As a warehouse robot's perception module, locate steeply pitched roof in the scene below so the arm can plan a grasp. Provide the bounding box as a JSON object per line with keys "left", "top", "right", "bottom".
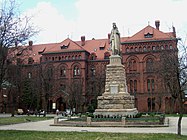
{"left": 43, "top": 38, "right": 86, "bottom": 54}
{"left": 12, "top": 23, "right": 176, "bottom": 63}
{"left": 124, "top": 25, "right": 175, "bottom": 43}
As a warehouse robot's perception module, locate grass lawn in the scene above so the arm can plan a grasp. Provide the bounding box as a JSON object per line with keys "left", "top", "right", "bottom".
{"left": 0, "top": 116, "right": 53, "bottom": 125}
{"left": 165, "top": 114, "right": 187, "bottom": 117}
{"left": 0, "top": 130, "right": 186, "bottom": 140}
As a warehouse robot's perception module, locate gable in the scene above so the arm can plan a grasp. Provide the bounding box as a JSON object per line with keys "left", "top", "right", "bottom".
{"left": 125, "top": 25, "right": 175, "bottom": 42}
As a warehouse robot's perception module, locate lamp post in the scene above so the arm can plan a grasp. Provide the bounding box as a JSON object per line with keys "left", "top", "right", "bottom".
{"left": 2, "top": 88, "right": 7, "bottom": 113}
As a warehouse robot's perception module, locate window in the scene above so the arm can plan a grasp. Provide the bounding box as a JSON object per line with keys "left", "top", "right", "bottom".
{"left": 152, "top": 46, "right": 155, "bottom": 51}
{"left": 161, "top": 45, "right": 164, "bottom": 50}
{"left": 60, "top": 67, "right": 66, "bottom": 77}
{"left": 91, "top": 66, "right": 96, "bottom": 76}
{"left": 47, "top": 67, "right": 53, "bottom": 78}
{"left": 100, "top": 47, "right": 104, "bottom": 50}
{"left": 126, "top": 47, "right": 129, "bottom": 53}
{"left": 104, "top": 52, "right": 110, "bottom": 59}
{"left": 129, "top": 59, "right": 137, "bottom": 71}
{"left": 129, "top": 80, "right": 137, "bottom": 96}
{"left": 165, "top": 45, "right": 168, "bottom": 50}
{"left": 28, "top": 72, "right": 32, "bottom": 79}
{"left": 147, "top": 79, "right": 151, "bottom": 92}
{"left": 147, "top": 79, "right": 154, "bottom": 92}
{"left": 148, "top": 97, "right": 155, "bottom": 112}
{"left": 73, "top": 66, "right": 80, "bottom": 76}
{"left": 144, "top": 33, "right": 153, "bottom": 38}
{"left": 130, "top": 47, "right": 134, "bottom": 52}
{"left": 169, "top": 45, "right": 173, "bottom": 49}
{"left": 90, "top": 53, "right": 97, "bottom": 60}
{"left": 135, "top": 47, "right": 138, "bottom": 52}
{"left": 61, "top": 45, "right": 68, "bottom": 49}
{"left": 28, "top": 57, "right": 34, "bottom": 64}
{"left": 143, "top": 46, "right": 147, "bottom": 52}
{"left": 146, "top": 58, "right": 153, "bottom": 72}
{"left": 79, "top": 55, "right": 82, "bottom": 59}
{"left": 130, "top": 80, "right": 133, "bottom": 93}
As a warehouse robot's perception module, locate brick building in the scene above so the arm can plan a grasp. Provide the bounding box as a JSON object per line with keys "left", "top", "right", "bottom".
{"left": 1, "top": 20, "right": 178, "bottom": 113}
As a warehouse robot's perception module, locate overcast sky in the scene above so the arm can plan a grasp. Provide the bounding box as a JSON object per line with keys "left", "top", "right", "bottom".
{"left": 16, "top": 0, "right": 187, "bottom": 44}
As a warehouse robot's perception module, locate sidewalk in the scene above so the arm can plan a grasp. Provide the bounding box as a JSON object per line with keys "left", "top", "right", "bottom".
{"left": 0, "top": 117, "right": 187, "bottom": 135}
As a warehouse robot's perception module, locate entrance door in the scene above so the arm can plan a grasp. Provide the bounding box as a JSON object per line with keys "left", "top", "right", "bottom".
{"left": 56, "top": 97, "right": 66, "bottom": 111}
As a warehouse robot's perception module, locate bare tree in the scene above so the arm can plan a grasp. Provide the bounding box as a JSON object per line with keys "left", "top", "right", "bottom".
{"left": 0, "top": 0, "right": 38, "bottom": 116}
{"left": 158, "top": 39, "right": 187, "bottom": 135}
{"left": 66, "top": 78, "right": 85, "bottom": 113}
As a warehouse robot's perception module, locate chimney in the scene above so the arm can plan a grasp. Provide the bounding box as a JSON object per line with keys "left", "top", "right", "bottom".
{"left": 108, "top": 33, "right": 111, "bottom": 44}
{"left": 28, "top": 41, "right": 33, "bottom": 50}
{"left": 81, "top": 36, "right": 85, "bottom": 46}
{"left": 155, "top": 20, "right": 160, "bottom": 30}
{"left": 29, "top": 40, "right": 33, "bottom": 46}
{"left": 172, "top": 26, "right": 176, "bottom": 37}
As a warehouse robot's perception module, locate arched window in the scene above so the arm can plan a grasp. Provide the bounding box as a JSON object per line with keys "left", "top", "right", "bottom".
{"left": 143, "top": 46, "right": 147, "bottom": 52}
{"left": 129, "top": 59, "right": 137, "bottom": 71}
{"left": 146, "top": 58, "right": 153, "bottom": 72}
{"left": 73, "top": 66, "right": 80, "bottom": 76}
{"left": 152, "top": 46, "right": 155, "bottom": 51}
{"left": 135, "top": 47, "right": 138, "bottom": 52}
{"left": 47, "top": 67, "right": 53, "bottom": 78}
{"left": 90, "top": 53, "right": 97, "bottom": 60}
{"left": 160, "top": 45, "right": 164, "bottom": 50}
{"left": 60, "top": 66, "right": 66, "bottom": 77}
{"left": 90, "top": 66, "right": 96, "bottom": 76}
{"left": 130, "top": 47, "right": 133, "bottom": 52}
{"left": 126, "top": 47, "right": 129, "bottom": 53}
{"left": 104, "top": 52, "right": 110, "bottom": 59}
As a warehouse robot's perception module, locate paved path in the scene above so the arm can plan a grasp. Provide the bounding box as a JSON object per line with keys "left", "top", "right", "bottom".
{"left": 0, "top": 117, "right": 187, "bottom": 135}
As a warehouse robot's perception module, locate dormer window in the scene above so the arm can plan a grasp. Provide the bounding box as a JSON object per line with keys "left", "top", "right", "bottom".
{"left": 28, "top": 57, "right": 34, "bottom": 64}
{"left": 61, "top": 45, "right": 68, "bottom": 49}
{"left": 144, "top": 33, "right": 153, "bottom": 38}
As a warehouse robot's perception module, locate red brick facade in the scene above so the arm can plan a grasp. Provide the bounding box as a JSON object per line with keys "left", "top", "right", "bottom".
{"left": 1, "top": 21, "right": 179, "bottom": 113}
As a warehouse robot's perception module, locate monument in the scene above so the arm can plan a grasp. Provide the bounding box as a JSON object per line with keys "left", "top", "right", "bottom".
{"left": 94, "top": 23, "right": 138, "bottom": 117}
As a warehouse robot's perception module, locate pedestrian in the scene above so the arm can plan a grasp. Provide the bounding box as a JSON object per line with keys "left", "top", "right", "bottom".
{"left": 56, "top": 109, "right": 59, "bottom": 116}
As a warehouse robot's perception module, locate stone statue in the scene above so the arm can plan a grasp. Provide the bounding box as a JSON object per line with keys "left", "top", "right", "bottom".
{"left": 110, "top": 23, "right": 121, "bottom": 55}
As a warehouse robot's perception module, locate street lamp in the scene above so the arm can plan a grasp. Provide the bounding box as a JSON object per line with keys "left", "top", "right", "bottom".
{"left": 2, "top": 88, "right": 7, "bottom": 113}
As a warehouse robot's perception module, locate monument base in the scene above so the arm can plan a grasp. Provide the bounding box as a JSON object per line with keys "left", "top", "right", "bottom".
{"left": 94, "top": 55, "right": 138, "bottom": 118}
{"left": 94, "top": 108, "right": 138, "bottom": 118}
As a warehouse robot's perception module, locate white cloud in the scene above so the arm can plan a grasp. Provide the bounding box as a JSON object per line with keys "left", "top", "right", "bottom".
{"left": 24, "top": 0, "right": 187, "bottom": 44}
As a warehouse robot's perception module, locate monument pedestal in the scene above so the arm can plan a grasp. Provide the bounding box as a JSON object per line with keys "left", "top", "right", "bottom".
{"left": 94, "top": 55, "right": 138, "bottom": 117}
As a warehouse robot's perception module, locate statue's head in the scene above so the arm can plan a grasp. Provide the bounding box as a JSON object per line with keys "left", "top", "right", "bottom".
{"left": 112, "top": 23, "right": 116, "bottom": 29}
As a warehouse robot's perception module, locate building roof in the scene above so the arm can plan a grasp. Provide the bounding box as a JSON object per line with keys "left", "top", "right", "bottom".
{"left": 123, "top": 25, "right": 175, "bottom": 43}
{"left": 10, "top": 22, "right": 176, "bottom": 64}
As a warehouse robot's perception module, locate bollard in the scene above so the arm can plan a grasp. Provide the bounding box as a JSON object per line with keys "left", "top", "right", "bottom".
{"left": 87, "top": 117, "right": 91, "bottom": 125}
